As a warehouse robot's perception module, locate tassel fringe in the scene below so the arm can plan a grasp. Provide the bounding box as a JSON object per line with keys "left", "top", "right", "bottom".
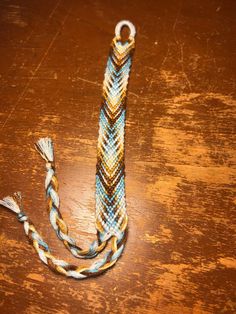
{"left": 0, "top": 196, "right": 20, "bottom": 214}
{"left": 35, "top": 137, "right": 54, "bottom": 163}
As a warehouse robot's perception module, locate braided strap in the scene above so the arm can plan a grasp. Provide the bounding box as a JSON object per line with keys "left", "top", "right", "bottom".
{"left": 0, "top": 20, "right": 136, "bottom": 279}
{"left": 0, "top": 194, "right": 126, "bottom": 279}
{"left": 35, "top": 138, "right": 106, "bottom": 259}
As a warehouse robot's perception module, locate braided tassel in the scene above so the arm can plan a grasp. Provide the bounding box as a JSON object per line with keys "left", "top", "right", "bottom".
{"left": 0, "top": 20, "right": 136, "bottom": 279}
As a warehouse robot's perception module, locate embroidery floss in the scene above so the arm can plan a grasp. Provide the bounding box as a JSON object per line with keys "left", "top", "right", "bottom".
{"left": 0, "top": 20, "right": 136, "bottom": 279}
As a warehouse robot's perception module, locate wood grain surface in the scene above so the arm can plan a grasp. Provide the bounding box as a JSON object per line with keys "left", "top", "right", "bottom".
{"left": 0, "top": 1, "right": 236, "bottom": 313}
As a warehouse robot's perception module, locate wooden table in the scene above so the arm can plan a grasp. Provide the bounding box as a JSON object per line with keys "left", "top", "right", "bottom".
{"left": 0, "top": 1, "right": 235, "bottom": 313}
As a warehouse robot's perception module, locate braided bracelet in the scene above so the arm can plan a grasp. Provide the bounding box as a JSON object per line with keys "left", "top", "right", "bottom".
{"left": 0, "top": 20, "right": 136, "bottom": 279}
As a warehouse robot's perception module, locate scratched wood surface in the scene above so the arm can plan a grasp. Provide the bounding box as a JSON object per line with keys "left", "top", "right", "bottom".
{"left": 0, "top": 1, "right": 236, "bottom": 313}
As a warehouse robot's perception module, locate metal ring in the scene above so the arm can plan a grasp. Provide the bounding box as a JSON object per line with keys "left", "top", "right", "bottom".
{"left": 115, "top": 20, "right": 136, "bottom": 38}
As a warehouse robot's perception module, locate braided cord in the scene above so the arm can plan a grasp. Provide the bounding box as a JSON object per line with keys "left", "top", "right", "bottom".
{"left": 35, "top": 139, "right": 107, "bottom": 259}
{"left": 0, "top": 21, "right": 136, "bottom": 279}
{"left": 0, "top": 195, "right": 126, "bottom": 279}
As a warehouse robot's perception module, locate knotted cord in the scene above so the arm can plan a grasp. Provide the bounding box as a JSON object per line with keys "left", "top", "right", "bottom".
{"left": 0, "top": 20, "right": 136, "bottom": 279}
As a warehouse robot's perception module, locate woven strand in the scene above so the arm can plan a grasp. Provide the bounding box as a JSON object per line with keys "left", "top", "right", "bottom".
{"left": 0, "top": 20, "right": 135, "bottom": 279}
{"left": 35, "top": 137, "right": 107, "bottom": 259}
{"left": 0, "top": 194, "right": 126, "bottom": 279}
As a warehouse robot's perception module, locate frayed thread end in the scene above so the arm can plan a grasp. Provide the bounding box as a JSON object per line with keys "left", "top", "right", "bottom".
{"left": 0, "top": 195, "right": 21, "bottom": 214}
{"left": 35, "top": 137, "right": 54, "bottom": 163}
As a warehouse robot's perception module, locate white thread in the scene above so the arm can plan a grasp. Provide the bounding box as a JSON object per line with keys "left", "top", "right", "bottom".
{"left": 0, "top": 197, "right": 20, "bottom": 214}
{"left": 36, "top": 137, "right": 54, "bottom": 162}
{"left": 115, "top": 20, "right": 136, "bottom": 38}
{"left": 67, "top": 270, "right": 86, "bottom": 279}
{"left": 45, "top": 169, "right": 54, "bottom": 189}
{"left": 49, "top": 188, "right": 60, "bottom": 207}
{"left": 52, "top": 258, "right": 69, "bottom": 267}
{"left": 38, "top": 249, "right": 48, "bottom": 264}
{"left": 23, "top": 221, "right": 29, "bottom": 235}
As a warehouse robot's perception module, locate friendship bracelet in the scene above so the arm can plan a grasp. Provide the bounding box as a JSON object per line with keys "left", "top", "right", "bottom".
{"left": 0, "top": 20, "right": 136, "bottom": 279}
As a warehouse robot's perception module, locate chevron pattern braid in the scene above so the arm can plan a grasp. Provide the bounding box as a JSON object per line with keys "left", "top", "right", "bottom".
{"left": 0, "top": 20, "right": 136, "bottom": 279}
{"left": 95, "top": 34, "right": 135, "bottom": 244}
